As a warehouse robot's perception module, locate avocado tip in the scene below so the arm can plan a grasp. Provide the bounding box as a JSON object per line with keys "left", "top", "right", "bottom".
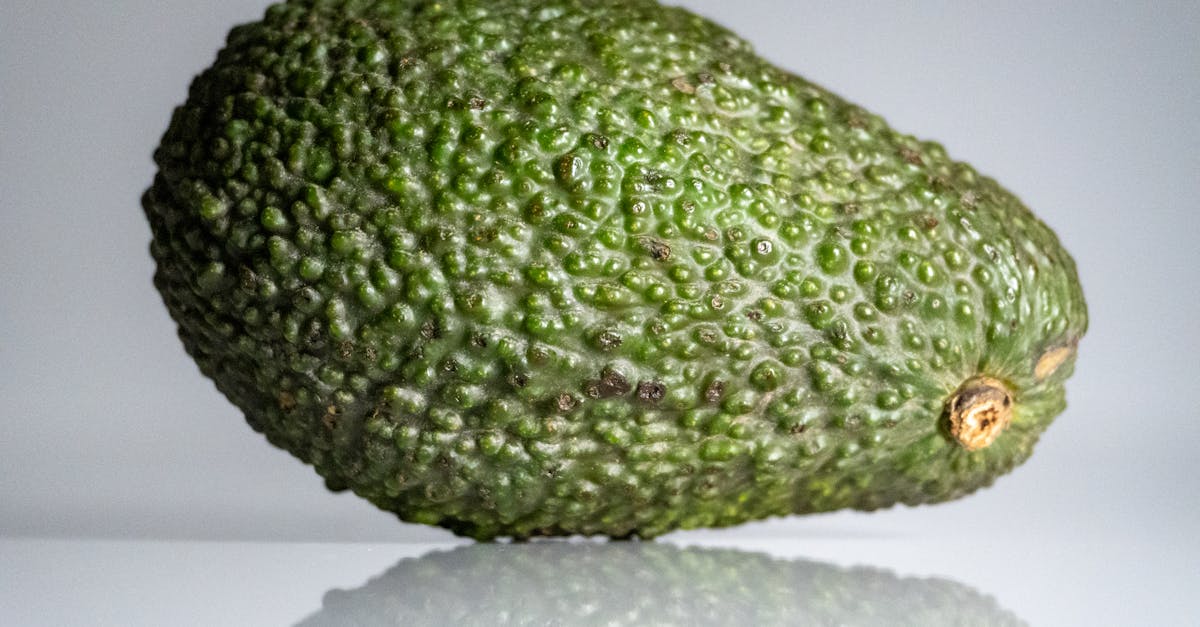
{"left": 947, "top": 377, "right": 1014, "bottom": 451}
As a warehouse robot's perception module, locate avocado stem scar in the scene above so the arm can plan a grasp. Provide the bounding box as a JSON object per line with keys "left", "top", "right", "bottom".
{"left": 947, "top": 377, "right": 1014, "bottom": 451}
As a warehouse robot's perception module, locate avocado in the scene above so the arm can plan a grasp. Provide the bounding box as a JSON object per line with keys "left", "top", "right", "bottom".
{"left": 297, "top": 543, "right": 1027, "bottom": 626}
{"left": 144, "top": 0, "right": 1087, "bottom": 539}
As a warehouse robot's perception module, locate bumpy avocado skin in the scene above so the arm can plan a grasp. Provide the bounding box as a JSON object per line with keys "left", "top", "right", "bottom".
{"left": 144, "top": 0, "right": 1087, "bottom": 539}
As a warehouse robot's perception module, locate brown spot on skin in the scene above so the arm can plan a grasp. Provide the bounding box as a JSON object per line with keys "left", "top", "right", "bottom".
{"left": 556, "top": 154, "right": 580, "bottom": 183}
{"left": 508, "top": 373, "right": 529, "bottom": 389}
{"left": 240, "top": 266, "right": 257, "bottom": 291}
{"left": 556, "top": 393, "right": 578, "bottom": 412}
{"left": 600, "top": 368, "right": 631, "bottom": 394}
{"left": 641, "top": 238, "right": 672, "bottom": 261}
{"left": 322, "top": 405, "right": 339, "bottom": 430}
{"left": 467, "top": 96, "right": 487, "bottom": 110}
{"left": 1035, "top": 343, "right": 1077, "bottom": 381}
{"left": 597, "top": 330, "right": 623, "bottom": 350}
{"left": 589, "top": 134, "right": 610, "bottom": 150}
{"left": 636, "top": 380, "right": 666, "bottom": 404}
{"left": 704, "top": 379, "right": 725, "bottom": 403}
{"left": 919, "top": 214, "right": 939, "bottom": 230}
{"left": 305, "top": 322, "right": 323, "bottom": 346}
{"left": 670, "top": 76, "right": 695, "bottom": 94}
{"left": 339, "top": 341, "right": 354, "bottom": 360}
{"left": 528, "top": 346, "right": 550, "bottom": 363}
{"left": 584, "top": 367, "right": 631, "bottom": 398}
{"left": 525, "top": 198, "right": 546, "bottom": 222}
{"left": 946, "top": 377, "right": 1014, "bottom": 451}
{"left": 277, "top": 391, "right": 296, "bottom": 412}
{"left": 745, "top": 310, "right": 764, "bottom": 321}
{"left": 900, "top": 147, "right": 924, "bottom": 166}
{"left": 420, "top": 320, "right": 440, "bottom": 340}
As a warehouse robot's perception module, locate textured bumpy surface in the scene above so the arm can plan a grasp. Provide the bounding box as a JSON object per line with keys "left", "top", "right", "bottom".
{"left": 144, "top": 0, "right": 1087, "bottom": 539}
{"left": 298, "top": 543, "right": 1026, "bottom": 625}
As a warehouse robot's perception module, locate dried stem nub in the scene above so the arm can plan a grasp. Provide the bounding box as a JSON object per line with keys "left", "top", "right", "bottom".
{"left": 947, "top": 377, "right": 1014, "bottom": 451}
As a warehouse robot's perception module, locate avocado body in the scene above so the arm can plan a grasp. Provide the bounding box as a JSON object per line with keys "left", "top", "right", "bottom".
{"left": 144, "top": 0, "right": 1087, "bottom": 539}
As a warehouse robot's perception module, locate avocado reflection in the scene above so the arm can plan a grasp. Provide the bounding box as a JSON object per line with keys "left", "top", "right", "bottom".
{"left": 296, "top": 542, "right": 1025, "bottom": 626}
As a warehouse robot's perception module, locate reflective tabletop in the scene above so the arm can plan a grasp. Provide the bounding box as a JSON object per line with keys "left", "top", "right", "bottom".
{"left": 4, "top": 524, "right": 1194, "bottom": 626}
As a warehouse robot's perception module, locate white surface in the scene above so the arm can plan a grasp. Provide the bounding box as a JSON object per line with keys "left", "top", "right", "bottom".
{"left": 2, "top": 528, "right": 1194, "bottom": 626}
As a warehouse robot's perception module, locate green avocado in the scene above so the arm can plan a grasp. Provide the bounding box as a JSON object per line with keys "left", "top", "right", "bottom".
{"left": 144, "top": 0, "right": 1087, "bottom": 539}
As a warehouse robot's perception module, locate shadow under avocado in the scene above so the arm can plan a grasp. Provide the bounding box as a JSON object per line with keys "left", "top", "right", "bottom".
{"left": 296, "top": 542, "right": 1025, "bottom": 626}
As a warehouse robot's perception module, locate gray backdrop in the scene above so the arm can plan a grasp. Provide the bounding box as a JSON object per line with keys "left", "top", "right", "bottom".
{"left": 2, "top": 0, "right": 1197, "bottom": 551}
